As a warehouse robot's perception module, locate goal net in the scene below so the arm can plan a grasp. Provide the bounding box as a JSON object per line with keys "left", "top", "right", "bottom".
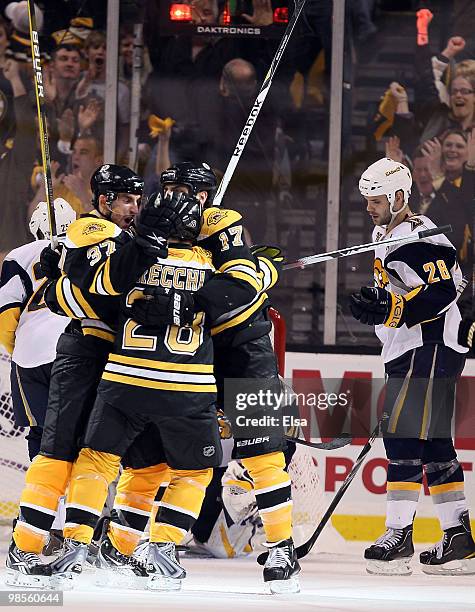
{"left": 0, "top": 347, "right": 29, "bottom": 538}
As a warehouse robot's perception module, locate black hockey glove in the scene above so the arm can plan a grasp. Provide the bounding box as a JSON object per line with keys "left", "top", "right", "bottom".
{"left": 458, "top": 316, "right": 475, "bottom": 353}
{"left": 349, "top": 286, "right": 405, "bottom": 328}
{"left": 131, "top": 287, "right": 195, "bottom": 328}
{"left": 39, "top": 246, "right": 61, "bottom": 280}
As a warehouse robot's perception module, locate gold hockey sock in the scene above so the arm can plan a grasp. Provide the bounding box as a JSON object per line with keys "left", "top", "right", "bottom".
{"left": 64, "top": 448, "right": 120, "bottom": 544}
{"left": 241, "top": 451, "right": 292, "bottom": 543}
{"left": 109, "top": 463, "right": 169, "bottom": 556}
{"left": 14, "top": 456, "right": 72, "bottom": 553}
{"left": 151, "top": 467, "right": 212, "bottom": 544}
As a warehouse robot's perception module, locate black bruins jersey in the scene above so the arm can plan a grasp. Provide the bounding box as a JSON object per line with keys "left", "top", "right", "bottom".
{"left": 98, "top": 245, "right": 217, "bottom": 414}
{"left": 197, "top": 207, "right": 280, "bottom": 339}
{"left": 52, "top": 213, "right": 158, "bottom": 342}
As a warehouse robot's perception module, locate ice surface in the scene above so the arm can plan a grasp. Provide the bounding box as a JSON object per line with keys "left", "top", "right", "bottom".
{"left": 1, "top": 543, "right": 474, "bottom": 611}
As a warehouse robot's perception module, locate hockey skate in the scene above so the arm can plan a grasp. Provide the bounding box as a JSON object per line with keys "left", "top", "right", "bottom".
{"left": 94, "top": 536, "right": 148, "bottom": 588}
{"left": 48, "top": 538, "right": 88, "bottom": 589}
{"left": 5, "top": 539, "right": 52, "bottom": 589}
{"left": 420, "top": 511, "right": 475, "bottom": 575}
{"left": 146, "top": 542, "right": 186, "bottom": 591}
{"left": 365, "top": 524, "right": 414, "bottom": 575}
{"left": 263, "top": 538, "right": 301, "bottom": 594}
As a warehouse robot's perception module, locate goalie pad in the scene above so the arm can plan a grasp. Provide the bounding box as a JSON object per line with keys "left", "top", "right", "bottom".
{"left": 196, "top": 460, "right": 264, "bottom": 558}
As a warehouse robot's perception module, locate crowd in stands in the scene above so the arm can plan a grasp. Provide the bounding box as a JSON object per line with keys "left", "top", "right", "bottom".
{"left": 372, "top": 6, "right": 475, "bottom": 309}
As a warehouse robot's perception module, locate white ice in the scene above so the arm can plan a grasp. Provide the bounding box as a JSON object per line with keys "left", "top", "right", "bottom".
{"left": 1, "top": 543, "right": 474, "bottom": 611}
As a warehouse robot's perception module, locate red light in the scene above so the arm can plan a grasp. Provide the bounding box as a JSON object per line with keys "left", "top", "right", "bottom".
{"left": 169, "top": 3, "right": 192, "bottom": 21}
{"left": 222, "top": 6, "right": 231, "bottom": 26}
{"left": 273, "top": 7, "right": 288, "bottom": 23}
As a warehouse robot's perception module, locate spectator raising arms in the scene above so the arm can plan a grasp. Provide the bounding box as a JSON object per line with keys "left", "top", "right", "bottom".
{"left": 420, "top": 128, "right": 475, "bottom": 290}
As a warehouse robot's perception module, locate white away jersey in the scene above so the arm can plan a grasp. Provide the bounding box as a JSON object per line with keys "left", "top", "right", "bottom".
{"left": 0, "top": 240, "right": 69, "bottom": 368}
{"left": 372, "top": 215, "right": 467, "bottom": 363}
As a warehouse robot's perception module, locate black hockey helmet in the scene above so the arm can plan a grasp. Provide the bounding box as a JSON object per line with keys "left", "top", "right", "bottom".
{"left": 160, "top": 162, "right": 218, "bottom": 207}
{"left": 90, "top": 164, "right": 144, "bottom": 210}
{"left": 146, "top": 190, "right": 204, "bottom": 241}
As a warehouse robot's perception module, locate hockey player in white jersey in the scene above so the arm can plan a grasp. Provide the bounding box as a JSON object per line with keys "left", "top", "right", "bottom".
{"left": 350, "top": 158, "right": 475, "bottom": 576}
{"left": 0, "top": 199, "right": 76, "bottom": 459}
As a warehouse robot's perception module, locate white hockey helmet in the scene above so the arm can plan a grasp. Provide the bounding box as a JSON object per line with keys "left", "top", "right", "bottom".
{"left": 359, "top": 158, "right": 412, "bottom": 216}
{"left": 29, "top": 198, "right": 76, "bottom": 241}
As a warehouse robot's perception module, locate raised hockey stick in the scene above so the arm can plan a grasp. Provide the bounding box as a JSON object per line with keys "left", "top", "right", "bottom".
{"left": 213, "top": 0, "right": 307, "bottom": 206}
{"left": 27, "top": 0, "right": 57, "bottom": 246}
{"left": 284, "top": 225, "right": 453, "bottom": 270}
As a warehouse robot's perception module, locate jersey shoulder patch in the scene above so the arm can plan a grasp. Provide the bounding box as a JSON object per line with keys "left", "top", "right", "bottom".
{"left": 402, "top": 215, "right": 426, "bottom": 233}
{"left": 65, "top": 216, "right": 120, "bottom": 249}
{"left": 199, "top": 207, "right": 242, "bottom": 239}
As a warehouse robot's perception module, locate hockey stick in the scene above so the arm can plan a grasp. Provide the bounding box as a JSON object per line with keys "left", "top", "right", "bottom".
{"left": 285, "top": 434, "right": 352, "bottom": 450}
{"left": 284, "top": 225, "right": 453, "bottom": 270}
{"left": 213, "top": 0, "right": 307, "bottom": 206}
{"left": 257, "top": 421, "right": 380, "bottom": 565}
{"left": 27, "top": 0, "right": 57, "bottom": 246}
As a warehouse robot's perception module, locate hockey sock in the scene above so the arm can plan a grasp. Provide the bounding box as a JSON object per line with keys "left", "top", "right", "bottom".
{"left": 64, "top": 448, "right": 121, "bottom": 544}
{"left": 152, "top": 477, "right": 170, "bottom": 524}
{"left": 386, "top": 458, "right": 422, "bottom": 529}
{"left": 425, "top": 459, "right": 467, "bottom": 530}
{"left": 151, "top": 467, "right": 212, "bottom": 544}
{"left": 14, "top": 456, "right": 72, "bottom": 553}
{"left": 108, "top": 463, "right": 169, "bottom": 556}
{"left": 241, "top": 451, "right": 292, "bottom": 543}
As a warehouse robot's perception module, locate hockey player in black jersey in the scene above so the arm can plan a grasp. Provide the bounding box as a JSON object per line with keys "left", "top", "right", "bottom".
{"left": 350, "top": 157, "right": 475, "bottom": 576}
{"left": 5, "top": 164, "right": 162, "bottom": 588}
{"left": 128, "top": 163, "right": 301, "bottom": 593}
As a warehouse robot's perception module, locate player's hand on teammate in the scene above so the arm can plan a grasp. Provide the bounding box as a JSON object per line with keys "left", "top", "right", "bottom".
{"left": 458, "top": 316, "right": 475, "bottom": 352}
{"left": 40, "top": 246, "right": 61, "bottom": 280}
{"left": 349, "top": 286, "right": 398, "bottom": 326}
{"left": 131, "top": 287, "right": 195, "bottom": 328}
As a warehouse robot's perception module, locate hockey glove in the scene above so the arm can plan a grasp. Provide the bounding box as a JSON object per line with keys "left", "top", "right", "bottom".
{"left": 349, "top": 286, "right": 405, "bottom": 327}
{"left": 131, "top": 287, "right": 195, "bottom": 328}
{"left": 458, "top": 316, "right": 475, "bottom": 352}
{"left": 250, "top": 245, "right": 284, "bottom": 263}
{"left": 39, "top": 246, "right": 61, "bottom": 280}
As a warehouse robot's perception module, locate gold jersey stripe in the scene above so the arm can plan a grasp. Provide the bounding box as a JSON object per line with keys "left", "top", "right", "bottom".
{"left": 226, "top": 270, "right": 261, "bottom": 292}
{"left": 102, "top": 257, "right": 120, "bottom": 296}
{"left": 71, "top": 284, "right": 98, "bottom": 319}
{"left": 82, "top": 327, "right": 115, "bottom": 343}
{"left": 108, "top": 353, "right": 214, "bottom": 373}
{"left": 102, "top": 371, "right": 217, "bottom": 393}
{"left": 219, "top": 258, "right": 257, "bottom": 274}
{"left": 55, "top": 276, "right": 77, "bottom": 319}
{"left": 211, "top": 292, "right": 268, "bottom": 335}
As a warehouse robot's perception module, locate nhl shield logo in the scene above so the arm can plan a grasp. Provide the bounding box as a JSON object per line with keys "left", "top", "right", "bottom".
{"left": 203, "top": 445, "right": 215, "bottom": 457}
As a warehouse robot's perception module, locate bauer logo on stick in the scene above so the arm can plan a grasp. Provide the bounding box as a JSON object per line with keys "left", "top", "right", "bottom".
{"left": 31, "top": 31, "right": 44, "bottom": 97}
